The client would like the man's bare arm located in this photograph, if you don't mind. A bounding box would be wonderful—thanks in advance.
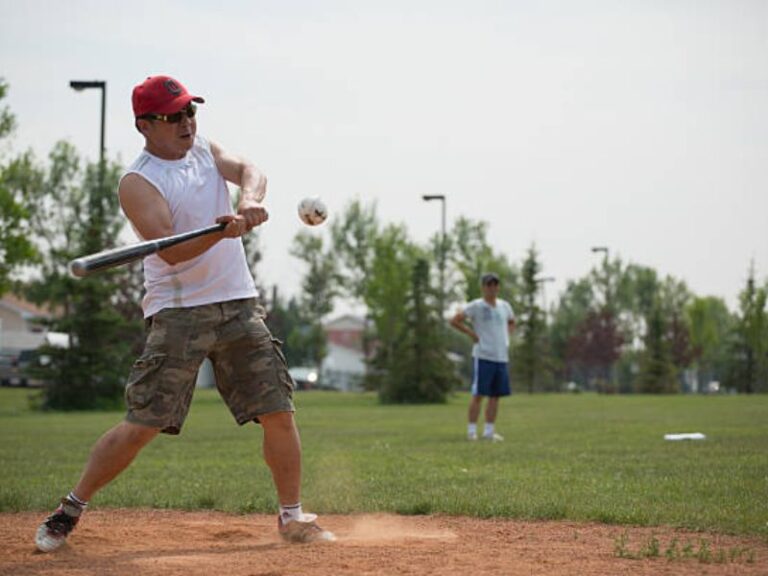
[118,174,247,266]
[210,140,268,231]
[450,310,479,343]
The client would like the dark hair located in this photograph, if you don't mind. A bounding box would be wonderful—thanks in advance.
[481,273,500,285]
[135,117,154,134]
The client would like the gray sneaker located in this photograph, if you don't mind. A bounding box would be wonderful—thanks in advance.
[482,432,504,442]
[278,513,336,543]
[35,498,83,552]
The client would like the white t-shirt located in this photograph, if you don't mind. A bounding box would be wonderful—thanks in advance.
[121,135,257,318]
[463,298,515,362]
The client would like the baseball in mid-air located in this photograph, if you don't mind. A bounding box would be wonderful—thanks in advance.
[297,197,328,226]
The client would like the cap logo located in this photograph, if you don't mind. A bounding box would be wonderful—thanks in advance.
[163,79,182,95]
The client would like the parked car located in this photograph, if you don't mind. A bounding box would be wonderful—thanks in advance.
[288,366,320,390]
[18,348,48,387]
[0,349,24,387]
[0,348,48,387]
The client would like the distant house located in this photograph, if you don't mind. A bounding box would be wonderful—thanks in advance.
[325,314,365,351]
[321,315,367,391]
[0,294,52,350]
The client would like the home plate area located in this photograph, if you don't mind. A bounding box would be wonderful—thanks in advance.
[2,510,765,575]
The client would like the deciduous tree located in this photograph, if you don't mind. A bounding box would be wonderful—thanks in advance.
[289,231,339,368]
[0,80,39,293]
[686,296,732,389]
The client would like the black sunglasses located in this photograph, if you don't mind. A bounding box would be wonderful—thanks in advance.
[141,103,197,124]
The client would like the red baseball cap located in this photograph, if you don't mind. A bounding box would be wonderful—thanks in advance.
[132,75,205,117]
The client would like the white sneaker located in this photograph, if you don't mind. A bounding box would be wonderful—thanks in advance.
[35,499,82,552]
[278,513,336,543]
[482,432,504,442]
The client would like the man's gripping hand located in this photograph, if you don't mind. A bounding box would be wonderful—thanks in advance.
[237,199,269,231]
[216,214,252,238]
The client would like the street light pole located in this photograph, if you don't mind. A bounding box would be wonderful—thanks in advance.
[535,276,556,320]
[68,80,107,374]
[590,245,613,389]
[590,246,609,308]
[422,194,446,318]
[70,80,106,251]
[69,80,106,170]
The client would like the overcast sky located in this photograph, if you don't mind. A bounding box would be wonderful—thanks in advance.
[1,0,766,313]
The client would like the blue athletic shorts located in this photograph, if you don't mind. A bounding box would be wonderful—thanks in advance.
[471,358,511,397]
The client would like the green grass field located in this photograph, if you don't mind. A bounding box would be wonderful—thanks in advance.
[1,388,766,537]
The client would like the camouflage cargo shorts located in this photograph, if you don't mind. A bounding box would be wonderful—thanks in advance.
[124,298,295,434]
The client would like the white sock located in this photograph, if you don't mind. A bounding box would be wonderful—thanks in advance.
[280,503,303,523]
[61,492,87,517]
[468,423,477,437]
[67,491,88,509]
[484,423,495,437]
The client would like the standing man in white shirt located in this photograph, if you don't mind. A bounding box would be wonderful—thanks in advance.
[450,273,516,441]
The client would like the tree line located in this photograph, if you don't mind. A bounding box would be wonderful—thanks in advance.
[1,80,766,409]
[285,200,767,399]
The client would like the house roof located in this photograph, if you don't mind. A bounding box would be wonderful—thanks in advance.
[324,314,366,331]
[0,294,54,320]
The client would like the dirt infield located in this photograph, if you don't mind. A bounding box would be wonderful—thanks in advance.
[1,510,765,576]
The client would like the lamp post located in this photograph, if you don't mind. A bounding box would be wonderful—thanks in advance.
[69,81,106,171]
[422,194,446,318]
[70,80,106,251]
[590,246,610,309]
[591,245,608,259]
[591,245,613,389]
[535,276,556,320]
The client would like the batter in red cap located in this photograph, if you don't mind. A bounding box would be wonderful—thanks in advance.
[33,73,336,554]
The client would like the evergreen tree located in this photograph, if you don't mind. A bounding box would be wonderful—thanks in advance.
[636,298,678,393]
[511,245,550,392]
[263,290,312,368]
[24,142,142,409]
[379,258,459,403]
[727,264,768,393]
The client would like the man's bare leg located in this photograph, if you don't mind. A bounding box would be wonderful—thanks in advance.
[484,396,500,426]
[260,411,302,506]
[467,396,483,439]
[73,421,160,501]
[468,395,483,424]
[260,411,334,542]
[36,420,159,552]
[483,397,503,440]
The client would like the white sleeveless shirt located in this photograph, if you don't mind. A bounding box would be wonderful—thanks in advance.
[121,135,257,318]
